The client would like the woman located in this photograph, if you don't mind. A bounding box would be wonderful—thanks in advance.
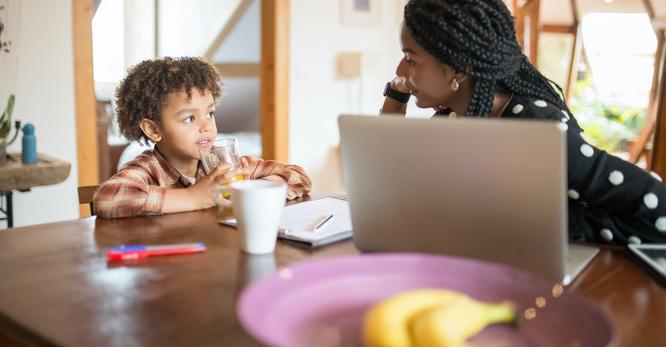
[381,0,666,244]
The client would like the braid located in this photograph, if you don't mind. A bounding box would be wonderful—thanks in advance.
[404,0,570,116]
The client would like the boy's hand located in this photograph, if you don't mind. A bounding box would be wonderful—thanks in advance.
[189,164,231,209]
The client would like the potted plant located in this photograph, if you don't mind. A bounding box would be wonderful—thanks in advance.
[0,94,18,165]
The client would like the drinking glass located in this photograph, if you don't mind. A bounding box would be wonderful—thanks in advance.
[200,137,247,204]
[201,138,241,174]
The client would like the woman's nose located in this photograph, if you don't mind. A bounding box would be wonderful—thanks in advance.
[395,58,408,77]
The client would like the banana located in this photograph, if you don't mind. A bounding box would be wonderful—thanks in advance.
[362,289,470,347]
[409,300,516,347]
[362,289,516,347]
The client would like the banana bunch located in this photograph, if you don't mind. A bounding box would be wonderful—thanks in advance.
[363,289,517,347]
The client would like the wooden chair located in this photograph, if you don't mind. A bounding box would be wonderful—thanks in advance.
[77,185,98,216]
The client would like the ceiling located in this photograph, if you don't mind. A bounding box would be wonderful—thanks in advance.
[538,0,664,25]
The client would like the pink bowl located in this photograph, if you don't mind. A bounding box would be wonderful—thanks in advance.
[237,253,616,347]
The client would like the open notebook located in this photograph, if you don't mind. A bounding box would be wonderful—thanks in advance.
[218,197,352,247]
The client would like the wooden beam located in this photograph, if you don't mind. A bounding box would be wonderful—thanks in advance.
[628,17,664,164]
[514,0,525,53]
[641,0,655,21]
[628,0,662,165]
[565,24,582,99]
[72,0,99,217]
[513,0,541,63]
[570,0,579,24]
[650,30,666,177]
[203,0,254,61]
[564,0,580,99]
[214,63,260,78]
[542,24,576,34]
[260,0,289,162]
[653,17,666,31]
[650,31,665,115]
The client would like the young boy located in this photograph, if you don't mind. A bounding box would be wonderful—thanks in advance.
[93,57,312,218]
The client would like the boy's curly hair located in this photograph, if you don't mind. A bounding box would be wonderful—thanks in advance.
[115,57,223,141]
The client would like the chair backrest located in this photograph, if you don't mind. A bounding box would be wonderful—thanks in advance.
[77,185,98,215]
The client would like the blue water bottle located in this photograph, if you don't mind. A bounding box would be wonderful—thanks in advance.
[22,123,37,165]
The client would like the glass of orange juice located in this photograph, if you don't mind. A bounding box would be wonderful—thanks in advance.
[200,137,247,202]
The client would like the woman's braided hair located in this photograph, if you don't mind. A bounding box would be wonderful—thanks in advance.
[404,0,569,117]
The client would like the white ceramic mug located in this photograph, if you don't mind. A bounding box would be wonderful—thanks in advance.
[231,180,287,254]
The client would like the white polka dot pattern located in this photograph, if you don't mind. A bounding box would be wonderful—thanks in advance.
[580,144,594,157]
[600,228,613,241]
[609,171,624,186]
[561,110,570,120]
[534,100,547,107]
[512,104,524,114]
[644,193,658,209]
[557,123,568,131]
[656,217,666,232]
[628,236,642,245]
[567,189,580,200]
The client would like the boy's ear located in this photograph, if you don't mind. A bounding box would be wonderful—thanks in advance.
[139,119,162,143]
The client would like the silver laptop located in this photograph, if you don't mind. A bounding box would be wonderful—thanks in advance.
[338,115,598,284]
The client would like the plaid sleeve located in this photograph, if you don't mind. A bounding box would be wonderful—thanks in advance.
[93,162,167,218]
[241,156,312,200]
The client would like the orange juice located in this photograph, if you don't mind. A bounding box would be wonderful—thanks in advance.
[220,172,247,199]
[217,203,235,220]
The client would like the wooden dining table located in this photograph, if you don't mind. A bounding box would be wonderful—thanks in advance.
[0,195,664,347]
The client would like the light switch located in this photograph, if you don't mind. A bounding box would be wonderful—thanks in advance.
[336,52,362,79]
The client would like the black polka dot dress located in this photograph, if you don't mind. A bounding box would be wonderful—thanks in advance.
[440,95,666,245]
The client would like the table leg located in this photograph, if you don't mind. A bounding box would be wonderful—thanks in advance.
[0,191,13,228]
[7,191,12,228]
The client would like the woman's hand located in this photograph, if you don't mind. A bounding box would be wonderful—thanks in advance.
[381,78,410,116]
[389,76,410,94]
[380,59,410,115]
[392,58,410,92]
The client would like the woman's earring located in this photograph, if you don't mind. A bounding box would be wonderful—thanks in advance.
[451,78,459,91]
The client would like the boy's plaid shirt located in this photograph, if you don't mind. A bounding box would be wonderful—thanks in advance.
[93,148,312,218]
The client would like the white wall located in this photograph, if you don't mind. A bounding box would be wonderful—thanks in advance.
[213,0,261,133]
[158,0,242,58]
[289,0,431,193]
[0,0,79,228]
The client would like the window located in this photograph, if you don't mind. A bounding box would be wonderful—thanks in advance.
[570,13,657,154]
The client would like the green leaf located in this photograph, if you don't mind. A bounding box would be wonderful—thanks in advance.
[0,121,10,139]
[0,94,15,140]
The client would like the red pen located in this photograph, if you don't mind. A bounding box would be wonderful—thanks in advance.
[106,242,206,261]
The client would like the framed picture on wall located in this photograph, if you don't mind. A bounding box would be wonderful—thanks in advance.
[340,0,381,26]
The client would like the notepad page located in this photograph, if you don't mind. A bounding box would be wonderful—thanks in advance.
[278,197,352,242]
[217,197,352,243]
